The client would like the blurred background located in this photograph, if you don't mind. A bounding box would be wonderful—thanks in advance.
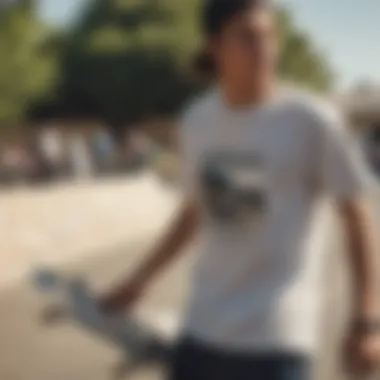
[0,0,379,379]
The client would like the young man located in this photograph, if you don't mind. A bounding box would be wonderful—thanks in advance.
[101,1,380,379]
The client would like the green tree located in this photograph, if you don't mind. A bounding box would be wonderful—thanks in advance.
[277,7,334,91]
[0,0,58,126]
[58,0,200,134]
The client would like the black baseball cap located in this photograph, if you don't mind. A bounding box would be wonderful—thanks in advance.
[194,0,272,77]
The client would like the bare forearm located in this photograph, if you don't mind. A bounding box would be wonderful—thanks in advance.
[122,199,199,291]
[340,198,378,317]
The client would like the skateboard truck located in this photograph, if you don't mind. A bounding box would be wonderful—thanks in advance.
[32,267,78,325]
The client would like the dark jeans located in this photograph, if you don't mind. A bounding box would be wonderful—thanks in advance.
[167,336,311,380]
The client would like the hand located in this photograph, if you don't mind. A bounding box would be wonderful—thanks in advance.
[342,329,380,377]
[99,280,144,314]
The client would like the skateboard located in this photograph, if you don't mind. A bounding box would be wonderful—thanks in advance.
[31,267,176,378]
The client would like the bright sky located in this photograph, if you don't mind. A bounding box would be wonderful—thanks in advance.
[38,0,380,89]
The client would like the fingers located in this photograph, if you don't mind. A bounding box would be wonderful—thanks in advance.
[344,335,380,377]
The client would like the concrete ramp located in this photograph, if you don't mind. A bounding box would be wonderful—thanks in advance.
[0,173,180,286]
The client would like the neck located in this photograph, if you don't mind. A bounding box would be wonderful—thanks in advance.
[220,75,274,109]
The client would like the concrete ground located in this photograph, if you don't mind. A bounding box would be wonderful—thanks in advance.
[0,237,192,380]
[0,176,379,380]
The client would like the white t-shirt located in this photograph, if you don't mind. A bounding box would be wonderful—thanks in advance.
[179,87,369,354]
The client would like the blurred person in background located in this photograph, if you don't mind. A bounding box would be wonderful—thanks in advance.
[37,126,65,179]
[67,131,93,179]
[128,129,151,171]
[0,144,31,184]
[101,1,380,379]
[91,127,115,174]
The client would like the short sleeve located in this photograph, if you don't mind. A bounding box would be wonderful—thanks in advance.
[316,106,370,200]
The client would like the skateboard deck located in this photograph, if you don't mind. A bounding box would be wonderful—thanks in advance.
[31,267,175,377]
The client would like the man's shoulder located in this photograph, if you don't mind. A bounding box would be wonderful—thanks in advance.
[277,86,343,127]
[180,88,219,125]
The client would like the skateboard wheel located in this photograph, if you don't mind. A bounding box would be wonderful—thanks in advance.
[41,305,67,325]
[32,267,60,292]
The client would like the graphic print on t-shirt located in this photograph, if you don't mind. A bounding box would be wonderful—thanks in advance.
[200,151,268,227]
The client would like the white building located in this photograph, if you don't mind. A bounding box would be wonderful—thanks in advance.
[336,85,380,128]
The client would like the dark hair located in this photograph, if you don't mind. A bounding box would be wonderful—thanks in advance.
[194,0,272,78]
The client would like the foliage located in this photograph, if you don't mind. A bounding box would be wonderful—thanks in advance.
[277,7,334,91]
[0,0,57,125]
[56,0,201,132]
